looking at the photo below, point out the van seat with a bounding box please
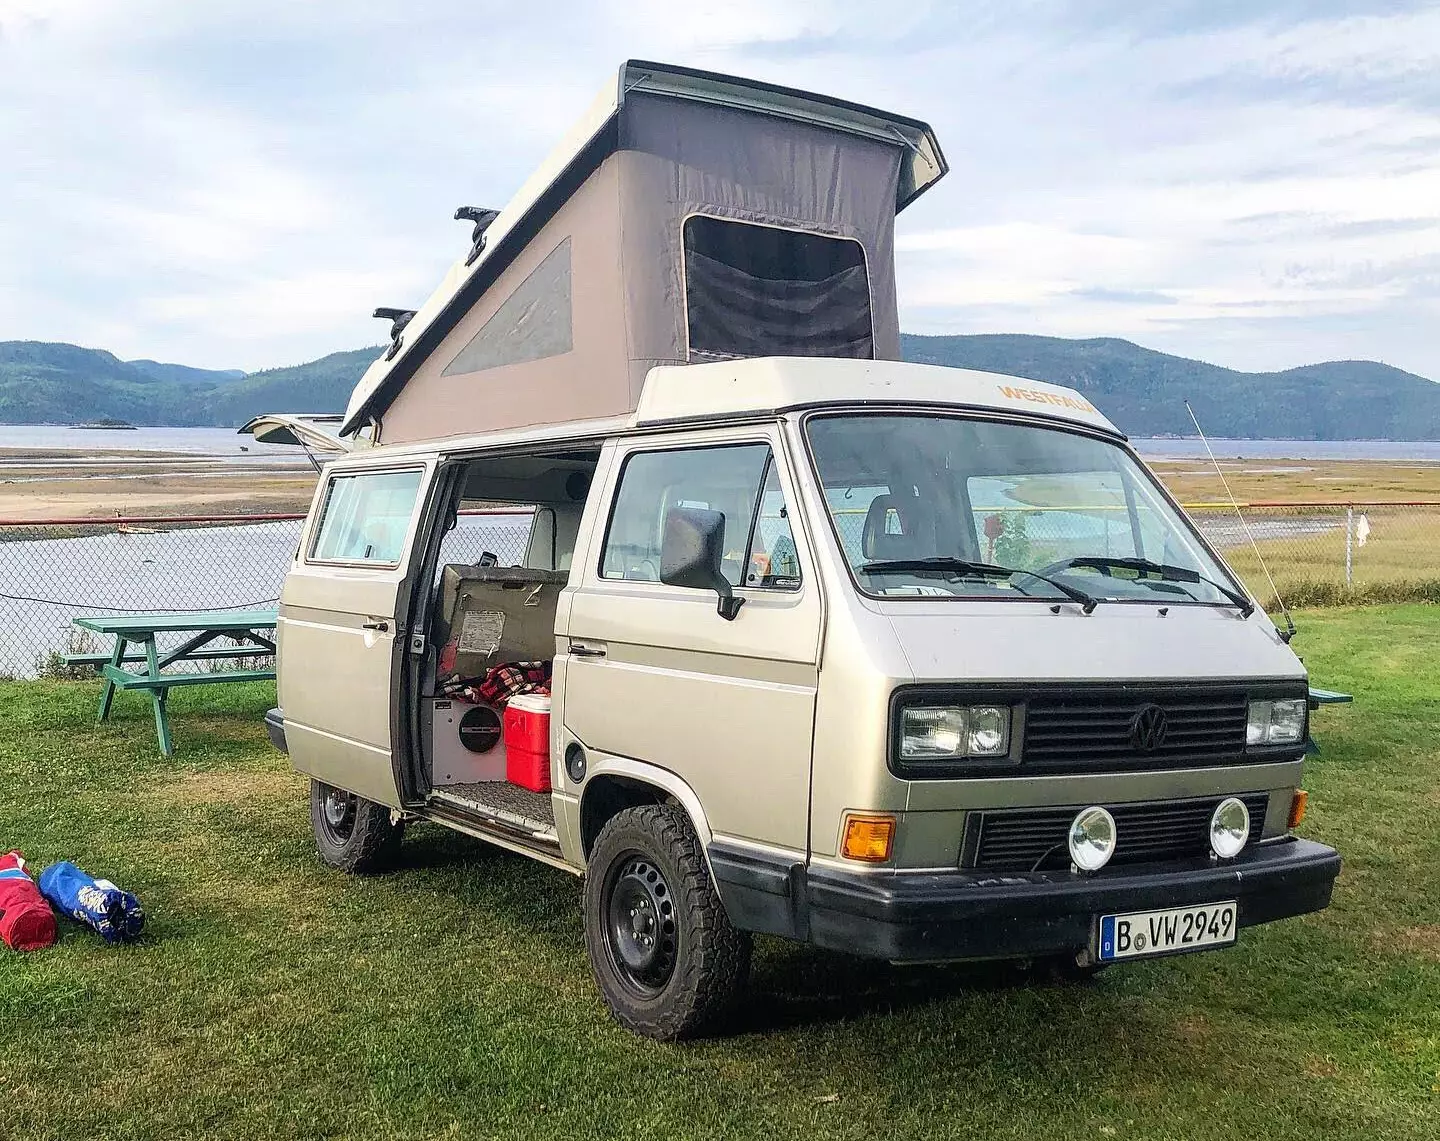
[437,564,566,678]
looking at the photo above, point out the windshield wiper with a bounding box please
[857,557,1099,614]
[1044,556,1254,617]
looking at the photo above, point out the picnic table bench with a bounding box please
[70,609,279,756]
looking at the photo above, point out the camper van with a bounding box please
[263,61,1341,1040]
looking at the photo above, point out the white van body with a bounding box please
[269,356,1338,1038]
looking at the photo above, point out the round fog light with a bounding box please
[1210,797,1251,859]
[1068,806,1116,872]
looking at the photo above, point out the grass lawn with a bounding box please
[2,607,1437,1140]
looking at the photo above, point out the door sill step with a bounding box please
[426,783,559,848]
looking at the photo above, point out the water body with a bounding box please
[3,425,1438,462]
[1132,438,1440,462]
[0,424,297,459]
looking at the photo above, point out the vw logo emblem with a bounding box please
[1130,704,1169,752]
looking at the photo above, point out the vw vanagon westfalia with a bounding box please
[262,61,1341,1040]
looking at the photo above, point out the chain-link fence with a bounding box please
[3,501,1436,678]
[1188,502,1440,608]
[0,510,532,679]
[831,500,1440,611]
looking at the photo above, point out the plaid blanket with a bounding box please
[441,661,551,706]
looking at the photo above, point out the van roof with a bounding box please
[340,359,1121,462]
[635,358,1121,435]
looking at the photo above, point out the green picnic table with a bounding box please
[70,608,279,756]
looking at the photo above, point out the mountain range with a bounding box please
[2,335,1438,440]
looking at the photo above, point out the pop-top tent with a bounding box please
[339,60,947,446]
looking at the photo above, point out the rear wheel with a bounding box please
[310,780,404,873]
[584,804,751,1040]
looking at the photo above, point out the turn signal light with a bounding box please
[1289,789,1309,829]
[841,814,896,862]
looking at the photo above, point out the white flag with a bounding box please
[1355,514,1371,548]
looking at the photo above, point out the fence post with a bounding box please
[1345,505,1354,589]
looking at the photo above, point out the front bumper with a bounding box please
[709,837,1340,962]
[263,708,287,754]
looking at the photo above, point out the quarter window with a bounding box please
[310,469,424,565]
[601,445,801,590]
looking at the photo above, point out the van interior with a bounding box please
[413,448,600,857]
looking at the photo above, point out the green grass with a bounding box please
[2,609,1438,1140]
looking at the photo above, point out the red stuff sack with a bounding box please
[0,851,57,952]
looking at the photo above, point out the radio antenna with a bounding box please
[1184,400,1296,643]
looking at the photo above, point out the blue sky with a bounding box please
[2,0,1438,378]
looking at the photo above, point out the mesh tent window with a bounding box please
[442,238,574,376]
[683,216,873,361]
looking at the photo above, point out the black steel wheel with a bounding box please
[603,853,680,996]
[584,804,751,1040]
[318,785,358,844]
[309,780,405,873]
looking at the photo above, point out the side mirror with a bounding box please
[660,507,744,621]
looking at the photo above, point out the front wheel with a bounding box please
[583,804,751,1040]
[310,780,404,873]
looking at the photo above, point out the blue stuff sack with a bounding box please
[38,862,145,944]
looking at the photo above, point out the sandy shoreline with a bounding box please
[1,447,1437,523]
[0,448,318,520]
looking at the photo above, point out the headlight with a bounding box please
[900,705,1011,759]
[1247,698,1307,746]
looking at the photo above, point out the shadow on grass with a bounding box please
[388,823,1081,1037]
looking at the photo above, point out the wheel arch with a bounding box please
[577,756,714,867]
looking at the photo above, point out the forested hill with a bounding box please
[0,342,382,428]
[3,335,1439,439]
[900,334,1440,439]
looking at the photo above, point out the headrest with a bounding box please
[862,492,922,561]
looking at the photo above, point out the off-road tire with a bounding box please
[310,780,405,873]
[584,804,751,1040]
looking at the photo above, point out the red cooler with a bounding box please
[503,693,552,792]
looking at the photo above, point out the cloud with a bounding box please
[1,0,1438,379]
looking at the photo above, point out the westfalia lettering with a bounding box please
[997,385,1097,415]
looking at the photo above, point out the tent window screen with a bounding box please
[442,238,573,376]
[683,217,873,361]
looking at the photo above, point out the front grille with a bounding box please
[1022,687,1249,769]
[966,793,1270,871]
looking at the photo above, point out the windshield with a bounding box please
[804,413,1243,605]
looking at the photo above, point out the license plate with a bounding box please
[1098,900,1237,961]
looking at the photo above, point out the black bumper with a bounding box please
[263,708,287,754]
[709,837,1340,963]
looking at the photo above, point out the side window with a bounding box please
[310,468,425,565]
[745,461,802,589]
[601,445,801,591]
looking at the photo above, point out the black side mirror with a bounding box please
[660,507,744,621]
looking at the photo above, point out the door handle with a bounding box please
[362,620,390,633]
[569,643,606,658]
